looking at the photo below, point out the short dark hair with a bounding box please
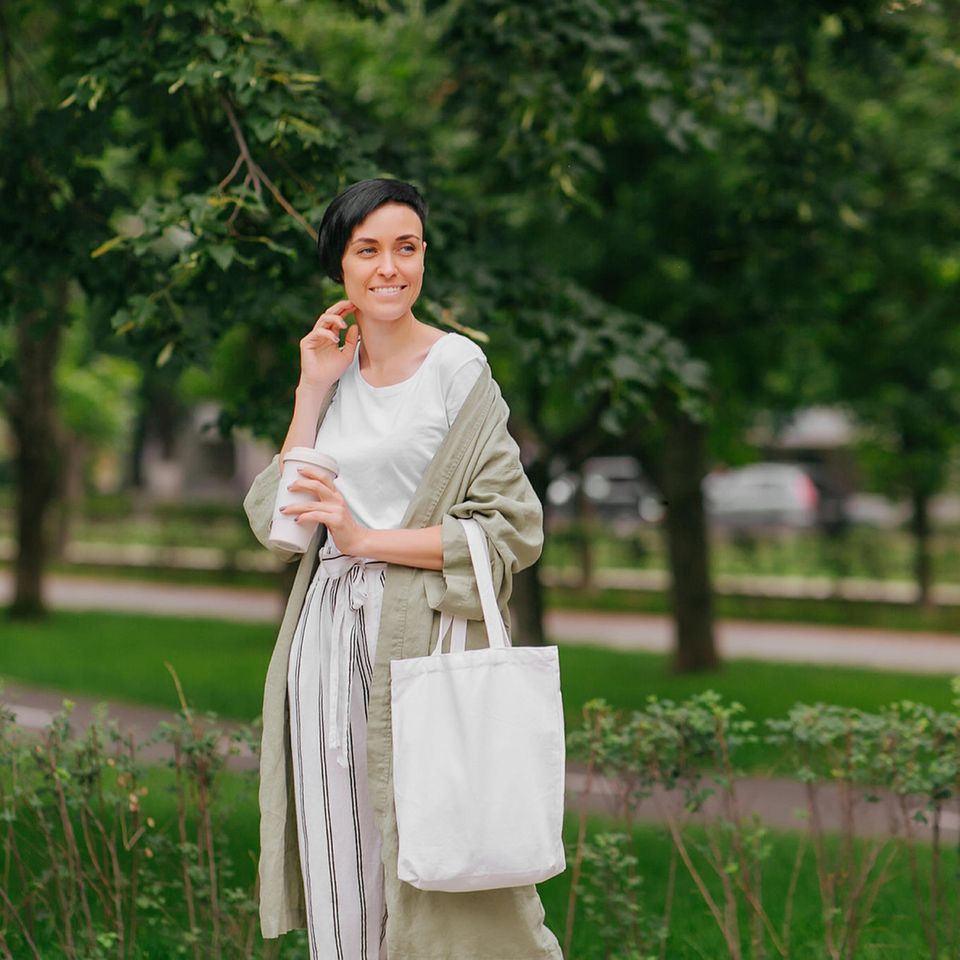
[316,178,428,282]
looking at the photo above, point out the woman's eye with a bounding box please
[358,247,376,255]
[399,244,416,254]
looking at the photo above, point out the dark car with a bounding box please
[546,456,663,524]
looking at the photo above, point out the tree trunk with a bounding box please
[509,457,548,647]
[660,410,719,673]
[573,473,594,589]
[6,306,64,619]
[910,487,933,609]
[510,558,546,646]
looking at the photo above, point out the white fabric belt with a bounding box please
[315,549,387,768]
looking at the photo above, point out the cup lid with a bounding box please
[282,446,339,476]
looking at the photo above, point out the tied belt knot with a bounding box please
[315,550,387,768]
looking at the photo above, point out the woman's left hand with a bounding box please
[281,468,368,556]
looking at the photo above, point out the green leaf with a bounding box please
[208,244,236,271]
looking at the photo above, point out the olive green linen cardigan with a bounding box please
[243,364,563,959]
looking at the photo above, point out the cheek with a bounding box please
[341,261,363,295]
[406,259,425,287]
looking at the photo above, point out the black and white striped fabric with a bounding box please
[287,549,389,960]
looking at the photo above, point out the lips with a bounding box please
[370,285,407,295]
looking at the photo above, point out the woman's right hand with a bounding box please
[298,301,360,390]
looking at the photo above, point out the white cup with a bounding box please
[268,447,340,553]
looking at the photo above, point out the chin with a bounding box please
[362,295,418,322]
[365,304,407,322]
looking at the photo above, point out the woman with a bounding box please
[243,179,563,960]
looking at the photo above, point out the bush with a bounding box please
[0,671,307,959]
[566,686,960,960]
[6,676,960,958]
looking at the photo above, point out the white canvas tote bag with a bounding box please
[390,518,567,892]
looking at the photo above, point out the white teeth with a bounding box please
[372,286,403,293]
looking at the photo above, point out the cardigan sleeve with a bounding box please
[243,384,337,565]
[242,454,302,565]
[423,399,543,620]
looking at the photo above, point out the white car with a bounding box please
[703,463,819,529]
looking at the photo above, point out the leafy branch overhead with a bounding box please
[437,0,756,203]
[61,0,381,372]
[49,0,711,443]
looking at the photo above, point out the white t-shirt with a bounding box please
[314,332,486,532]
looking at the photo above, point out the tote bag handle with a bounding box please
[430,518,510,656]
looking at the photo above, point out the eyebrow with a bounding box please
[350,234,421,245]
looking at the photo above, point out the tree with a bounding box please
[0,0,124,616]
[430,0,913,669]
[0,0,389,617]
[803,3,960,606]
[64,0,706,646]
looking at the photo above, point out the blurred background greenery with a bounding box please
[4,0,960,673]
[9,3,960,957]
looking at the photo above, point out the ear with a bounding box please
[422,239,427,257]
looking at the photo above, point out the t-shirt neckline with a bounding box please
[354,332,450,393]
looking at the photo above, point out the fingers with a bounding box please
[292,467,338,490]
[280,501,327,517]
[304,326,340,345]
[314,301,357,329]
[304,302,358,349]
[326,300,357,317]
[285,469,339,501]
[280,501,343,525]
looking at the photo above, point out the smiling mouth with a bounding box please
[369,284,407,295]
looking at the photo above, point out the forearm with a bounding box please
[280,381,333,459]
[355,525,443,571]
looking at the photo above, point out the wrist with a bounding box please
[353,527,376,559]
[296,380,333,403]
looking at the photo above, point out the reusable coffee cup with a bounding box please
[268,447,339,553]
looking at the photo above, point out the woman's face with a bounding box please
[340,202,426,323]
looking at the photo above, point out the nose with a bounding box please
[377,252,397,277]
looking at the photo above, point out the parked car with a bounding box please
[703,462,819,529]
[546,456,663,524]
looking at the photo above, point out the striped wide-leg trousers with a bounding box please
[287,565,389,960]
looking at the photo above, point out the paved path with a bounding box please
[549,610,960,674]
[5,680,949,839]
[4,571,960,674]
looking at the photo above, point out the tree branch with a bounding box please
[218,93,317,240]
[217,152,244,192]
[254,159,316,239]
[219,95,262,200]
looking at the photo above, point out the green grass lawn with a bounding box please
[3,610,958,773]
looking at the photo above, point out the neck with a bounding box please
[356,309,419,366]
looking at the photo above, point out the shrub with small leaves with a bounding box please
[573,832,662,960]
